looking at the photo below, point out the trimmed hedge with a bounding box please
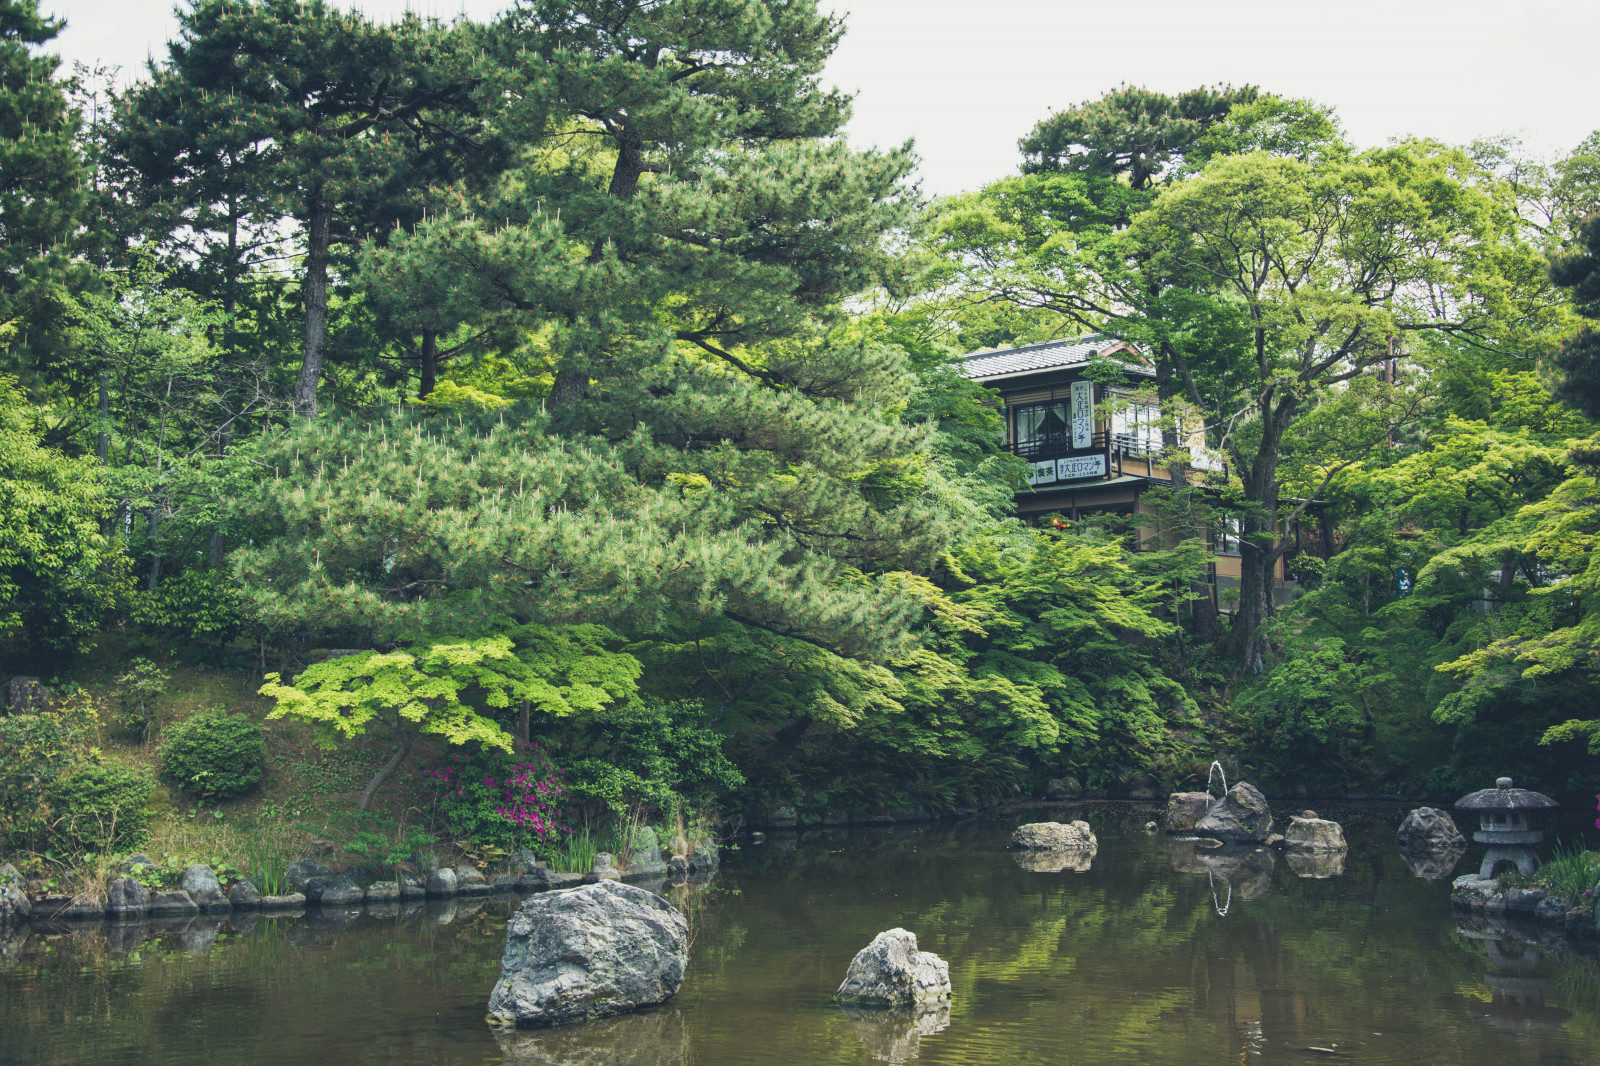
[160,709,264,798]
[50,763,154,851]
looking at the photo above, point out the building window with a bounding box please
[1213,516,1242,555]
[1110,395,1161,456]
[1012,401,1070,457]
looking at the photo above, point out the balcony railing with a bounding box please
[1005,430,1159,463]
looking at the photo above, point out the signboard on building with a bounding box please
[1055,454,1107,481]
[1070,380,1093,449]
[1025,460,1057,485]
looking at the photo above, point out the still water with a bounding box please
[5,803,1600,1066]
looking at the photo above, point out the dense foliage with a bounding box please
[1,1,1597,851]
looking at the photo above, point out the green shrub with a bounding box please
[49,763,154,852]
[0,693,99,848]
[114,656,169,743]
[160,708,264,798]
[132,567,246,646]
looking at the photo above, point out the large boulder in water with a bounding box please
[1284,816,1346,851]
[1010,821,1096,850]
[1193,783,1273,843]
[1165,792,1213,832]
[487,880,688,1028]
[837,928,951,1011]
[1397,807,1466,851]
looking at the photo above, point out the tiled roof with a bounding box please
[960,335,1153,380]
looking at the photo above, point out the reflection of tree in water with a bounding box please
[837,1003,950,1064]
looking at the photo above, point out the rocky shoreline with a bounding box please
[1450,873,1600,941]
[0,835,718,930]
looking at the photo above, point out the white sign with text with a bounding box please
[1055,454,1107,481]
[1070,380,1093,449]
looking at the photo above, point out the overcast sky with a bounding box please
[47,0,1600,196]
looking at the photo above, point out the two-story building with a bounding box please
[961,334,1320,612]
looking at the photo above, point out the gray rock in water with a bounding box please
[515,867,553,892]
[342,864,379,886]
[1397,807,1466,850]
[487,880,688,1028]
[491,873,517,893]
[0,863,27,927]
[181,865,231,912]
[284,860,333,893]
[1284,816,1347,851]
[304,875,363,905]
[666,855,689,878]
[1165,792,1212,833]
[590,852,623,881]
[228,879,261,909]
[454,866,492,895]
[259,893,306,910]
[149,889,199,917]
[837,928,952,1011]
[1010,820,1096,850]
[1193,782,1273,843]
[107,876,151,918]
[365,880,400,902]
[398,870,427,899]
[425,867,457,897]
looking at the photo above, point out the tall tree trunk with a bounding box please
[1234,405,1291,676]
[359,724,417,812]
[146,507,163,591]
[418,328,439,399]
[293,193,333,419]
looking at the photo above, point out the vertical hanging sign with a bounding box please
[1070,380,1093,449]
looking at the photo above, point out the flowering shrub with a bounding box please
[426,742,571,850]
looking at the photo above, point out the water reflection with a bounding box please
[1455,917,1572,1036]
[1400,844,1467,881]
[838,1004,950,1064]
[1168,840,1276,906]
[1010,848,1095,873]
[493,1007,687,1066]
[1285,848,1345,879]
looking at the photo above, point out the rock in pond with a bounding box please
[1010,820,1097,850]
[149,889,199,917]
[1284,816,1346,851]
[398,871,427,899]
[486,880,689,1028]
[837,928,952,1011]
[666,855,690,878]
[426,867,457,897]
[1193,782,1273,843]
[590,853,623,882]
[107,876,151,918]
[0,863,27,927]
[284,860,333,893]
[259,892,306,911]
[515,867,554,892]
[1397,807,1466,851]
[1165,792,1213,833]
[304,875,363,905]
[454,866,492,896]
[364,880,400,902]
[182,865,231,912]
[228,879,261,909]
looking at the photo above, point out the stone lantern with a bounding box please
[1454,777,1557,879]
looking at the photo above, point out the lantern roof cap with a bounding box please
[1455,777,1558,810]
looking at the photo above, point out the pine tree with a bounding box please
[0,0,94,371]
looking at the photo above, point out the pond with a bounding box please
[4,803,1600,1065]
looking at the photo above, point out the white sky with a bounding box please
[47,0,1600,197]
